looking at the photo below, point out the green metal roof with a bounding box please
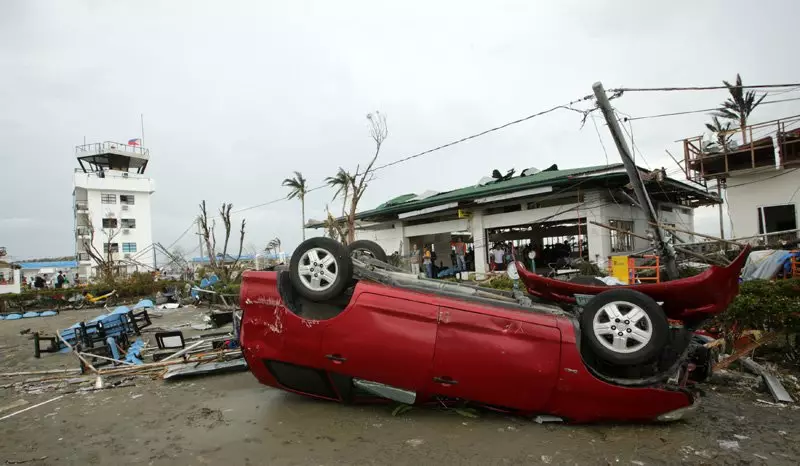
[356,163,623,220]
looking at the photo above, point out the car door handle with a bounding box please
[325,354,347,364]
[433,376,458,386]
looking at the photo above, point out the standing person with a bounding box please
[35,275,45,289]
[453,238,467,271]
[423,247,433,278]
[74,273,80,286]
[55,271,65,289]
[410,243,421,276]
[492,244,504,271]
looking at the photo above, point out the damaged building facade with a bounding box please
[683,115,800,241]
[323,164,718,275]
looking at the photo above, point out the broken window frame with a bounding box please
[120,195,135,205]
[121,218,136,229]
[103,243,119,253]
[757,204,798,235]
[609,219,635,253]
[102,218,118,229]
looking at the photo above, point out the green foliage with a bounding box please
[716,279,800,335]
[486,275,514,290]
[2,277,187,308]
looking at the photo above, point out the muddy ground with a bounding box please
[1,306,799,465]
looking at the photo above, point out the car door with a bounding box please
[320,291,438,391]
[428,306,561,412]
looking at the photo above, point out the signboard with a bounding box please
[457,209,472,219]
[609,255,630,284]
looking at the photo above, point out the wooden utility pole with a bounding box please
[592,82,679,280]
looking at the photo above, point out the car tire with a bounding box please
[290,237,354,302]
[580,289,668,366]
[347,240,388,263]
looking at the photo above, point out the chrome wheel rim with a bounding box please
[592,301,653,354]
[297,247,339,291]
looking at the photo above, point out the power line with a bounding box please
[625,96,800,122]
[725,168,799,189]
[609,83,800,93]
[590,115,609,165]
[228,94,598,216]
[367,96,595,174]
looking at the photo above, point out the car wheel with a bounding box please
[347,240,388,263]
[290,237,354,302]
[580,289,668,366]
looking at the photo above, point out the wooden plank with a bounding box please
[713,332,779,371]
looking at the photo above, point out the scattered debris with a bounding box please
[763,373,794,403]
[404,438,425,448]
[718,439,740,450]
[0,395,64,421]
[162,358,247,380]
[734,434,750,440]
[540,455,552,464]
[5,456,48,464]
[534,415,563,424]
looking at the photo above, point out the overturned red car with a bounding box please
[239,238,748,423]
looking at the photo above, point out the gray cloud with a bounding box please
[1,0,798,260]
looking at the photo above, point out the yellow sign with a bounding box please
[458,209,472,219]
[610,255,630,284]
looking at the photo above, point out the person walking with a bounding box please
[491,244,504,271]
[423,247,433,278]
[410,243,421,276]
[453,239,467,271]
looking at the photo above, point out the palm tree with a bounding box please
[712,74,767,144]
[705,116,733,149]
[325,167,355,216]
[282,171,308,240]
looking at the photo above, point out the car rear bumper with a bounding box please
[656,393,699,422]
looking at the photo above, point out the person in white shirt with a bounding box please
[490,245,504,271]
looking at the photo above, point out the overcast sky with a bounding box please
[2,0,799,261]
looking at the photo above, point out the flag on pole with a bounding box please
[128,138,141,146]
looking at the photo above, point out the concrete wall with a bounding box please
[0,269,21,295]
[725,168,800,239]
[354,222,405,257]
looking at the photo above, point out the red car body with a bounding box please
[516,245,751,323]
[239,271,697,423]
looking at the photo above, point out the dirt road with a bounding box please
[1,307,799,465]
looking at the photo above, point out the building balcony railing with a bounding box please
[75,141,149,159]
[76,227,91,238]
[77,253,91,262]
[75,200,88,211]
[681,114,800,184]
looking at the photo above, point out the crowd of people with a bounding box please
[23,271,80,290]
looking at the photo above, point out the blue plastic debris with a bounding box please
[133,299,154,310]
[5,314,22,320]
[22,311,41,318]
[40,311,58,317]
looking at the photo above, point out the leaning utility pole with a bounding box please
[592,81,679,280]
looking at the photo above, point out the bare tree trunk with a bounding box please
[301,197,306,241]
[740,118,748,144]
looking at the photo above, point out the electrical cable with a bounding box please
[609,83,800,93]
[223,94,597,216]
[624,96,800,122]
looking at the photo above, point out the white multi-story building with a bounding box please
[73,141,156,279]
